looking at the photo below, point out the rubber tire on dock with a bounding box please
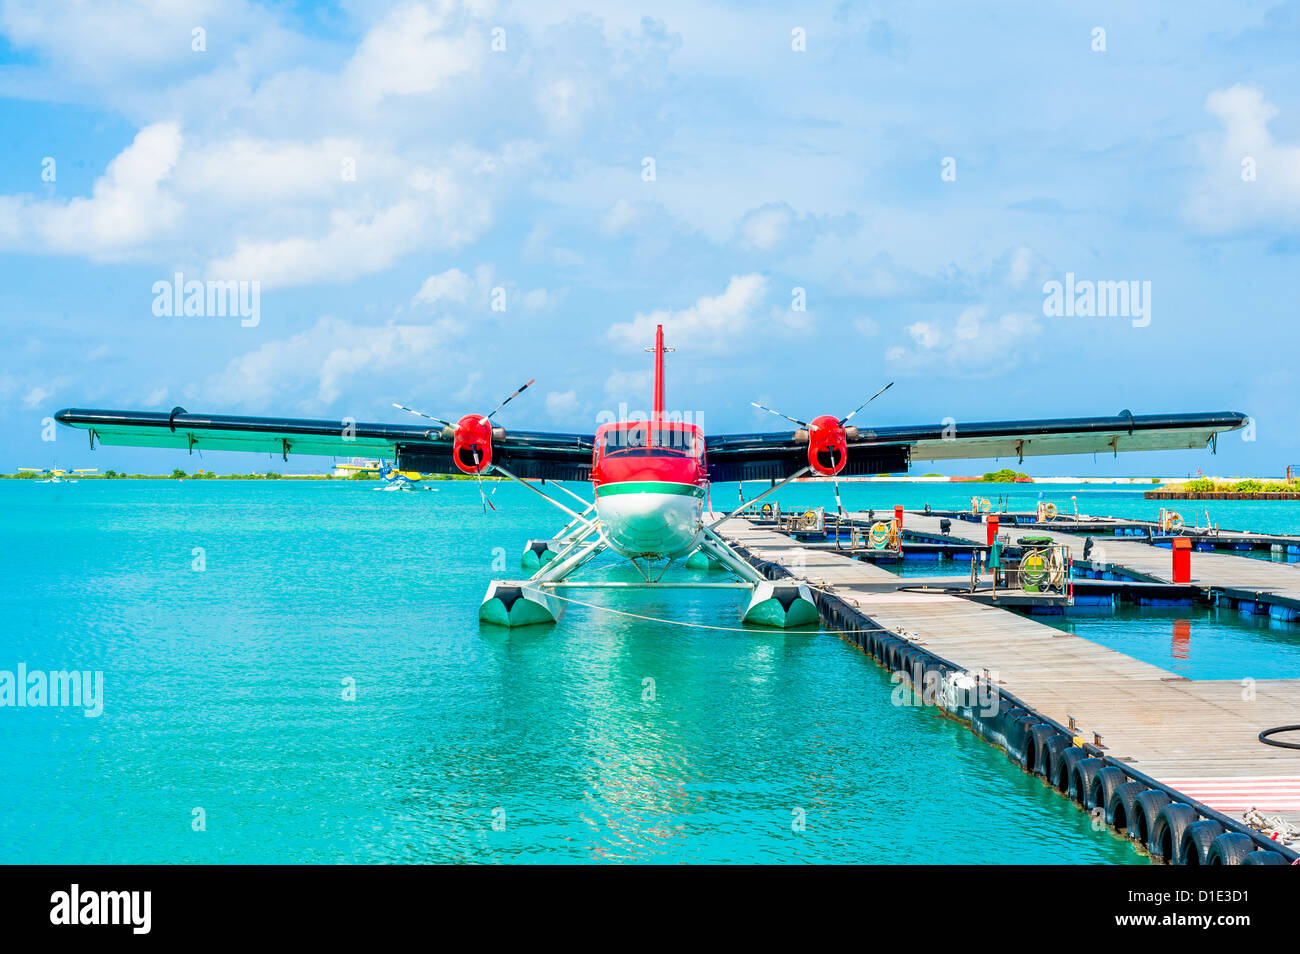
[1149,803,1199,864]
[1089,767,1129,818]
[1240,850,1291,865]
[1069,758,1107,808]
[1040,735,1072,790]
[1128,789,1172,846]
[1207,832,1257,866]
[1106,781,1150,831]
[1180,820,1225,866]
[1025,724,1058,776]
[1001,712,1035,764]
[1053,746,1089,794]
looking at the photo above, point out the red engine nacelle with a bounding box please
[452,414,495,474]
[805,414,850,476]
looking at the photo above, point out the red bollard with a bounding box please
[894,504,904,529]
[986,513,999,546]
[1172,537,1191,584]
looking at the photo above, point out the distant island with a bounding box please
[1146,477,1300,500]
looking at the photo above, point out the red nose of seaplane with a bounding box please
[590,324,707,559]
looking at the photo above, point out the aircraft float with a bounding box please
[54,326,1246,628]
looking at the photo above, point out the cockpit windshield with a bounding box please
[600,425,703,459]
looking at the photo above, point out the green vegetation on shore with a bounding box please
[981,468,1031,483]
[1160,477,1297,494]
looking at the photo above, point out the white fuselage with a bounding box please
[594,481,705,559]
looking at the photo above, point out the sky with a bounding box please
[0,0,1297,477]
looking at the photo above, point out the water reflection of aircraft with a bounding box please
[54,324,1247,629]
[18,467,97,483]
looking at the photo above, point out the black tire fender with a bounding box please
[1106,781,1148,831]
[1207,832,1257,866]
[1150,803,1199,863]
[1054,747,1089,795]
[1070,757,1106,807]
[1039,734,1072,788]
[1180,819,1225,866]
[1240,850,1290,865]
[1025,723,1057,775]
[1089,766,1129,818]
[1128,789,1172,846]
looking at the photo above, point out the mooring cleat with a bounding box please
[742,580,820,628]
[520,539,560,571]
[479,581,563,627]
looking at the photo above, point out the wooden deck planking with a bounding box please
[716,517,1300,828]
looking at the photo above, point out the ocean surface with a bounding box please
[5,477,1295,864]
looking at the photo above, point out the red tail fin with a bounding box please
[652,324,665,426]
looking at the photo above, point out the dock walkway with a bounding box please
[897,512,1300,613]
[716,517,1300,850]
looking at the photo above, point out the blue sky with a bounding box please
[1,0,1297,476]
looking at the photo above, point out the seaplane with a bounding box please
[53,325,1247,628]
[18,467,97,483]
[372,464,439,492]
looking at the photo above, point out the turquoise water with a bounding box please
[1026,604,1300,681]
[0,479,1151,864]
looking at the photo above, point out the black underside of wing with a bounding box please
[54,407,594,481]
[396,435,593,481]
[705,435,910,482]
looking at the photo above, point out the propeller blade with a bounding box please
[486,378,535,420]
[750,402,809,428]
[392,403,456,429]
[839,381,894,425]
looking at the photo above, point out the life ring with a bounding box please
[1042,502,1057,521]
[868,521,892,549]
[760,503,773,517]
[1162,509,1184,532]
[800,510,819,530]
[1020,552,1048,590]
[979,498,992,513]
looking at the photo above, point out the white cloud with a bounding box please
[197,315,465,411]
[607,274,769,353]
[1187,85,1300,231]
[413,268,473,307]
[600,198,643,236]
[544,389,581,420]
[342,2,483,105]
[853,316,879,338]
[22,385,51,408]
[886,307,1041,376]
[604,368,651,400]
[736,203,792,250]
[1008,245,1033,287]
[0,123,182,259]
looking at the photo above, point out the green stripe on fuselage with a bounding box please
[596,480,705,498]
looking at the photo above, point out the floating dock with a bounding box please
[716,511,1300,865]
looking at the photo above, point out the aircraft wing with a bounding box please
[53,407,595,481]
[704,410,1248,482]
